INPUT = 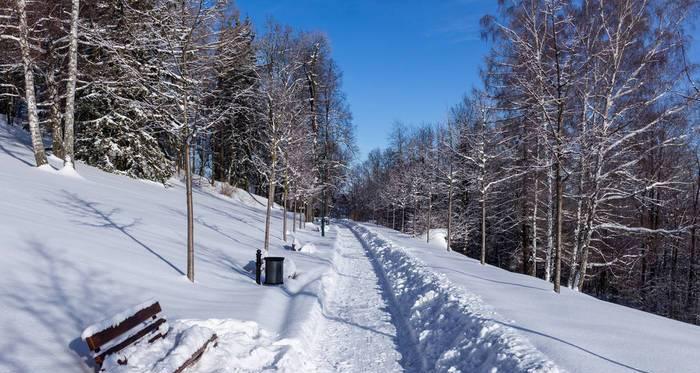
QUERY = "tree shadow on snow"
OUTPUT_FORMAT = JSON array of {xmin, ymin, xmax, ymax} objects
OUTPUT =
[
  {"xmin": 493, "ymin": 320, "xmax": 652, "ymax": 373},
  {"xmin": 0, "ymin": 124, "xmax": 37, "ymax": 167},
  {"xmin": 0, "ymin": 239, "xmax": 130, "ymax": 372},
  {"xmin": 424, "ymin": 265, "xmax": 551, "ymax": 292},
  {"xmin": 48, "ymin": 190, "xmax": 184, "ymax": 276}
]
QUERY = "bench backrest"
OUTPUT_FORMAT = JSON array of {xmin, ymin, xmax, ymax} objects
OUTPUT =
[{"xmin": 84, "ymin": 301, "xmax": 167, "ymax": 366}]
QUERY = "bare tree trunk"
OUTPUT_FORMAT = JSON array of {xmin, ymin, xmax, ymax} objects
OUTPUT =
[
  {"xmin": 447, "ymin": 173, "xmax": 453, "ymax": 251},
  {"xmin": 263, "ymin": 150, "xmax": 277, "ymax": 254},
  {"xmin": 545, "ymin": 165, "xmax": 554, "ymax": 282},
  {"xmin": 292, "ymin": 198, "xmax": 296, "ymax": 233},
  {"xmin": 570, "ymin": 164, "xmax": 585, "ymax": 288},
  {"xmin": 401, "ymin": 206, "xmax": 405, "ymax": 233},
  {"xmin": 282, "ymin": 168, "xmax": 288, "ymax": 242},
  {"xmin": 481, "ymin": 194, "xmax": 486, "ymax": 265},
  {"xmin": 531, "ymin": 174, "xmax": 538, "ymax": 277},
  {"xmin": 62, "ymin": 0, "xmax": 80, "ymax": 168},
  {"xmin": 47, "ymin": 67, "xmax": 64, "ymax": 159},
  {"xmin": 17, "ymin": 0, "xmax": 47, "ymax": 167},
  {"xmin": 427, "ymin": 194, "xmax": 431, "ymax": 243},
  {"xmin": 554, "ymin": 153, "xmax": 563, "ymax": 293},
  {"xmin": 686, "ymin": 162, "xmax": 699, "ymax": 316},
  {"xmin": 185, "ymin": 139, "xmax": 195, "ymax": 281},
  {"xmin": 413, "ymin": 197, "xmax": 418, "ymax": 236},
  {"xmin": 321, "ymin": 188, "xmax": 327, "ymax": 237}
]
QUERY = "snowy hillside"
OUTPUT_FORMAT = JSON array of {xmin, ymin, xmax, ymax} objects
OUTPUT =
[
  {"xmin": 0, "ymin": 120, "xmax": 336, "ymax": 372},
  {"xmin": 2, "ymin": 119, "xmax": 700, "ymax": 373}
]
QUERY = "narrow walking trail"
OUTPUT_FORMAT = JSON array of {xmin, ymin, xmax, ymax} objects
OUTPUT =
[{"xmin": 308, "ymin": 224, "xmax": 404, "ymax": 372}]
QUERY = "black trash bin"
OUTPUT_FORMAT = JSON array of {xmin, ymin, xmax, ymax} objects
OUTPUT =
[{"xmin": 264, "ymin": 257, "xmax": 285, "ymax": 285}]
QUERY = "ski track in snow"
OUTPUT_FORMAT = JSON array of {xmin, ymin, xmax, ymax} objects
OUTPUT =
[{"xmin": 308, "ymin": 224, "xmax": 404, "ymax": 372}]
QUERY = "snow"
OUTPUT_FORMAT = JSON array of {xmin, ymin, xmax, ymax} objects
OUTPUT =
[
  {"xmin": 349, "ymin": 222, "xmax": 560, "ymax": 373},
  {"xmin": 99, "ymin": 319, "xmax": 309, "ymax": 373},
  {"xmin": 308, "ymin": 224, "xmax": 403, "ymax": 372},
  {"xmin": 57, "ymin": 162, "xmax": 84, "ymax": 179},
  {"xmin": 419, "ymin": 228, "xmax": 448, "ymax": 249},
  {"xmin": 0, "ymin": 120, "xmax": 336, "ymax": 372},
  {"xmin": 354, "ymin": 222, "xmax": 700, "ymax": 373},
  {"xmin": 101, "ymin": 322, "xmax": 215, "ymax": 373},
  {"xmin": 283, "ymin": 257, "xmax": 297, "ymax": 279},
  {"xmin": 306, "ymin": 222, "xmax": 321, "ymax": 232},
  {"xmin": 299, "ymin": 242, "xmax": 317, "ymax": 254},
  {"xmin": 3, "ymin": 118, "xmax": 700, "ymax": 373}
]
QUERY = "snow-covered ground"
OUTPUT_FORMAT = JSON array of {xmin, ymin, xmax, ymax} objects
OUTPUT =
[
  {"xmin": 0, "ymin": 120, "xmax": 334, "ymax": 372},
  {"xmin": 353, "ymin": 222, "xmax": 700, "ymax": 373},
  {"xmin": 350, "ymin": 223, "xmax": 560, "ymax": 373},
  {"xmin": 3, "ymin": 118, "xmax": 700, "ymax": 373},
  {"xmin": 307, "ymin": 224, "xmax": 404, "ymax": 372}
]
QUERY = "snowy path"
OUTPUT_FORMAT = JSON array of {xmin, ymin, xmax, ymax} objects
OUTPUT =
[
  {"xmin": 308, "ymin": 224, "xmax": 405, "ymax": 372},
  {"xmin": 347, "ymin": 222, "xmax": 561, "ymax": 373}
]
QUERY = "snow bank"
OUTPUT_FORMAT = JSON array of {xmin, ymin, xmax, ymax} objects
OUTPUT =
[
  {"xmin": 305, "ymin": 222, "xmax": 320, "ymax": 232},
  {"xmin": 100, "ymin": 319, "xmax": 307, "ymax": 373},
  {"xmin": 350, "ymin": 223, "xmax": 561, "ymax": 373},
  {"xmin": 299, "ymin": 243, "xmax": 317, "ymax": 254}
]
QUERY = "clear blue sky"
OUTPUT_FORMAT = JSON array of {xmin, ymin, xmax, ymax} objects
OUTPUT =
[
  {"xmin": 235, "ymin": 0, "xmax": 700, "ymax": 161},
  {"xmin": 235, "ymin": 0, "xmax": 497, "ymax": 160}
]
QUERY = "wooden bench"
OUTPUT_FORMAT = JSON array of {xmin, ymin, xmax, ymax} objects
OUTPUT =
[{"xmin": 82, "ymin": 300, "xmax": 217, "ymax": 372}]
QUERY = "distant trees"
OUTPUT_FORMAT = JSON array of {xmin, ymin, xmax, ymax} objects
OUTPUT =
[{"xmin": 344, "ymin": 0, "xmax": 700, "ymax": 325}]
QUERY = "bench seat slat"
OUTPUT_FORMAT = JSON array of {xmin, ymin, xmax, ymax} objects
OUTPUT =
[
  {"xmin": 94, "ymin": 317, "xmax": 168, "ymax": 366},
  {"xmin": 86, "ymin": 302, "xmax": 162, "ymax": 351}
]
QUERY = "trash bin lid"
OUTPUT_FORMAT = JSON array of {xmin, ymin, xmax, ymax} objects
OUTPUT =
[{"xmin": 264, "ymin": 257, "xmax": 285, "ymax": 262}]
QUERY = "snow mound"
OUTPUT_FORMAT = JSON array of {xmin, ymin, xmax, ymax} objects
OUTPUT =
[
  {"xmin": 350, "ymin": 223, "xmax": 562, "ymax": 373},
  {"xmin": 187, "ymin": 319, "xmax": 309, "ymax": 373},
  {"xmin": 102, "ymin": 322, "xmax": 215, "ymax": 373},
  {"xmin": 101, "ymin": 319, "xmax": 307, "ymax": 373},
  {"xmin": 57, "ymin": 163, "xmax": 84, "ymax": 179},
  {"xmin": 299, "ymin": 243, "xmax": 317, "ymax": 254},
  {"xmin": 305, "ymin": 222, "xmax": 320, "ymax": 232}
]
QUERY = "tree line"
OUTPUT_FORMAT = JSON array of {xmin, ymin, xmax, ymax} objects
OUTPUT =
[
  {"xmin": 0, "ymin": 0, "xmax": 355, "ymax": 281},
  {"xmin": 342, "ymin": 0, "xmax": 700, "ymax": 325}
]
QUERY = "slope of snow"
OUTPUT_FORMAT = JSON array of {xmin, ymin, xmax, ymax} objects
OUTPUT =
[
  {"xmin": 357, "ymin": 222, "xmax": 700, "ymax": 373},
  {"xmin": 349, "ymin": 222, "xmax": 561, "ymax": 373},
  {"xmin": 0, "ymin": 120, "xmax": 334, "ymax": 372}
]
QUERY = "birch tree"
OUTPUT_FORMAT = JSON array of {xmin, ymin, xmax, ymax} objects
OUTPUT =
[{"xmin": 62, "ymin": 0, "xmax": 79, "ymax": 169}]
